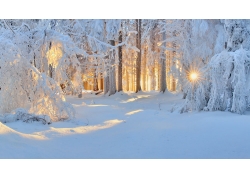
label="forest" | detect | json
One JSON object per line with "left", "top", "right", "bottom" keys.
{"left": 0, "top": 19, "right": 250, "bottom": 124}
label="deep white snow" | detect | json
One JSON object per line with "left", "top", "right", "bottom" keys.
{"left": 1, "top": 91, "right": 250, "bottom": 158}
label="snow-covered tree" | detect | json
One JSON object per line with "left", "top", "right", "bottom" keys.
{"left": 0, "top": 20, "right": 76, "bottom": 123}
{"left": 2, "top": 18, "right": 250, "bottom": 124}
{"left": 182, "top": 19, "right": 250, "bottom": 114}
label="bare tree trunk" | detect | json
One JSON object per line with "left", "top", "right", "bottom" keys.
{"left": 103, "top": 72, "right": 109, "bottom": 94}
{"left": 135, "top": 19, "right": 142, "bottom": 93}
{"left": 126, "top": 66, "right": 129, "bottom": 91}
{"left": 103, "top": 20, "right": 110, "bottom": 95}
{"left": 117, "top": 30, "right": 123, "bottom": 92}
{"left": 93, "top": 70, "right": 98, "bottom": 91}
{"left": 49, "top": 64, "right": 53, "bottom": 78}
{"left": 142, "top": 46, "right": 147, "bottom": 91}
{"left": 48, "top": 42, "right": 53, "bottom": 78}
{"left": 151, "top": 28, "right": 156, "bottom": 91}
{"left": 103, "top": 56, "right": 109, "bottom": 94}
{"left": 172, "top": 30, "right": 177, "bottom": 91}
{"left": 98, "top": 73, "right": 103, "bottom": 90}
{"left": 151, "top": 67, "right": 155, "bottom": 90}
{"left": 129, "top": 59, "right": 132, "bottom": 91}
{"left": 108, "top": 40, "right": 116, "bottom": 96}
{"left": 159, "top": 31, "right": 167, "bottom": 93}
{"left": 133, "top": 64, "right": 135, "bottom": 91}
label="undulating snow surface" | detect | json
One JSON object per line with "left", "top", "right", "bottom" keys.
{"left": 1, "top": 91, "right": 250, "bottom": 158}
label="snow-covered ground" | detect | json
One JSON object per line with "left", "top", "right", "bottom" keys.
{"left": 1, "top": 91, "right": 250, "bottom": 158}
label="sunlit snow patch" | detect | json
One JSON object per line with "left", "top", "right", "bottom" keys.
{"left": 88, "top": 105, "right": 108, "bottom": 107}
{"left": 39, "top": 119, "right": 124, "bottom": 137}
{"left": 0, "top": 122, "right": 47, "bottom": 140}
{"left": 121, "top": 95, "right": 151, "bottom": 103}
{"left": 125, "top": 109, "right": 144, "bottom": 115}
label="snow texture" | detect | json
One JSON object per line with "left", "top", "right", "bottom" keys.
{"left": 1, "top": 91, "right": 250, "bottom": 158}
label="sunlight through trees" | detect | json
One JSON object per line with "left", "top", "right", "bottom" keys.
{"left": 0, "top": 19, "right": 250, "bottom": 124}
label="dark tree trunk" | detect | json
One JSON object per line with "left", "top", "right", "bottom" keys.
{"left": 159, "top": 31, "right": 167, "bottom": 93}
{"left": 117, "top": 30, "right": 123, "bottom": 92}
{"left": 48, "top": 42, "right": 53, "bottom": 78}
{"left": 49, "top": 64, "right": 53, "bottom": 78}
{"left": 135, "top": 19, "right": 142, "bottom": 93}
{"left": 93, "top": 70, "right": 98, "bottom": 91}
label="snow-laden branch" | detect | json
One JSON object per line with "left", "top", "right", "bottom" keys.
{"left": 2, "top": 20, "right": 15, "bottom": 34}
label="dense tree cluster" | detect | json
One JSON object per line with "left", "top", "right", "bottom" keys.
{"left": 0, "top": 19, "right": 249, "bottom": 123}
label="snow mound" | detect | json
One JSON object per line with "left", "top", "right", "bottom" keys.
{"left": 0, "top": 122, "right": 47, "bottom": 140}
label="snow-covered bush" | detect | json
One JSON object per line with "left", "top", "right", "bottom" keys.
{"left": 0, "top": 35, "right": 29, "bottom": 114}
{"left": 29, "top": 71, "right": 75, "bottom": 121}
{"left": 0, "top": 26, "right": 75, "bottom": 124}
{"left": 0, "top": 108, "right": 51, "bottom": 125}
{"left": 0, "top": 54, "right": 75, "bottom": 123}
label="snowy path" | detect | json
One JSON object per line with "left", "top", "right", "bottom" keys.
{"left": 1, "top": 91, "right": 250, "bottom": 158}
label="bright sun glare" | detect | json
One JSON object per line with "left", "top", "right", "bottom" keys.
{"left": 187, "top": 70, "right": 201, "bottom": 83}
{"left": 185, "top": 61, "right": 204, "bottom": 85}
{"left": 190, "top": 72, "right": 198, "bottom": 81}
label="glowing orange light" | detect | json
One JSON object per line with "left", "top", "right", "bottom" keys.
{"left": 187, "top": 70, "right": 201, "bottom": 83}
{"left": 190, "top": 72, "right": 198, "bottom": 81}
{"left": 46, "top": 42, "right": 63, "bottom": 68}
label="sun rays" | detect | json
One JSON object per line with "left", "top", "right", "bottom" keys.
{"left": 185, "top": 60, "right": 205, "bottom": 86}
